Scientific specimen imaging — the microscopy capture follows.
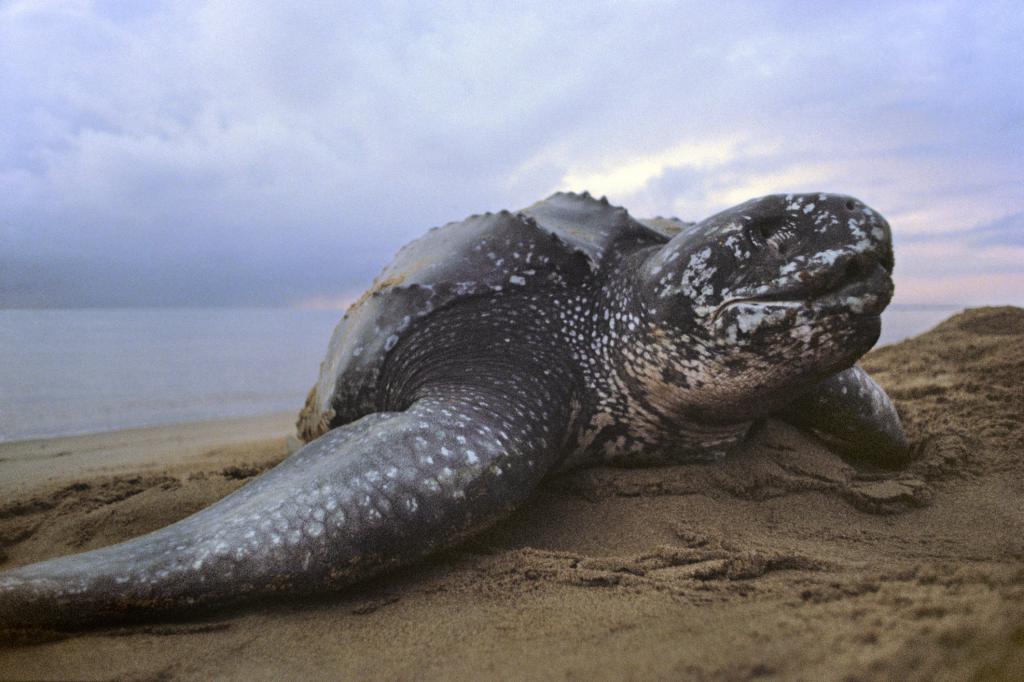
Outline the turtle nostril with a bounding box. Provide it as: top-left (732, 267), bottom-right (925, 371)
top-left (844, 200), bottom-right (857, 211)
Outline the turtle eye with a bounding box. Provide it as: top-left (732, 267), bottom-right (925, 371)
top-left (749, 216), bottom-right (786, 246)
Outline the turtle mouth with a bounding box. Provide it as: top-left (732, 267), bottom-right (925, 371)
top-left (709, 252), bottom-right (893, 329)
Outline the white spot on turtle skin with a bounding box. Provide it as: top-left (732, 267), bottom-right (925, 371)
top-left (384, 335), bottom-right (399, 351)
top-left (845, 296), bottom-right (868, 314)
top-left (780, 261), bottom-right (801, 275)
top-left (465, 450), bottom-right (479, 464)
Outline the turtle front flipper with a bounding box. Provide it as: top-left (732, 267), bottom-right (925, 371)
top-left (774, 364), bottom-right (910, 467)
top-left (0, 363), bottom-right (576, 632)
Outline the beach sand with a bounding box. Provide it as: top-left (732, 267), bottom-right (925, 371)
top-left (1, 307), bottom-right (1021, 680)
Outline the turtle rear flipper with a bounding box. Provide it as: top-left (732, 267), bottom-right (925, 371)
top-left (0, 358), bottom-right (577, 631)
top-left (775, 365), bottom-right (910, 467)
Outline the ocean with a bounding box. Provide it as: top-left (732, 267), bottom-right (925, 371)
top-left (0, 304), bottom-right (963, 443)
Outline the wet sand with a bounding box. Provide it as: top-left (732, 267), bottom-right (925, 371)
top-left (1, 307), bottom-right (1022, 680)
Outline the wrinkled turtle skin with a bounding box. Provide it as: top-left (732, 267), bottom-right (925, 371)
top-left (1, 191), bottom-right (907, 632)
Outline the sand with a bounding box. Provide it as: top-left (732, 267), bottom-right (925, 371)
top-left (0, 307), bottom-right (1021, 680)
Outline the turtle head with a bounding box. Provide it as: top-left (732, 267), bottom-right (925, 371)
top-left (637, 193), bottom-right (895, 422)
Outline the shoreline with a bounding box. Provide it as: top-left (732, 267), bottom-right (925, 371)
top-left (0, 411), bottom-right (295, 498)
top-left (0, 410), bottom-right (297, 450)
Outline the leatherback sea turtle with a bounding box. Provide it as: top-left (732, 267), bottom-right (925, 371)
top-left (0, 192), bottom-right (907, 630)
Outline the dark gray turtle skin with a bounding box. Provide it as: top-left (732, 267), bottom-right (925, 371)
top-left (0, 192), bottom-right (906, 632)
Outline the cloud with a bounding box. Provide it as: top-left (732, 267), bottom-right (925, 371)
top-left (895, 272), bottom-right (1024, 305)
top-left (561, 135), bottom-right (752, 200)
top-left (1, 1), bottom-right (1022, 306)
top-left (902, 211), bottom-right (1024, 247)
top-left (888, 210), bottom-right (1024, 304)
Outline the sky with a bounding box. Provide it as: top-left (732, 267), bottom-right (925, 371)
top-left (1, 0), bottom-right (1021, 308)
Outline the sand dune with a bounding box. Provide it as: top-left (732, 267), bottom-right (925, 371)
top-left (1, 307), bottom-right (1022, 680)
